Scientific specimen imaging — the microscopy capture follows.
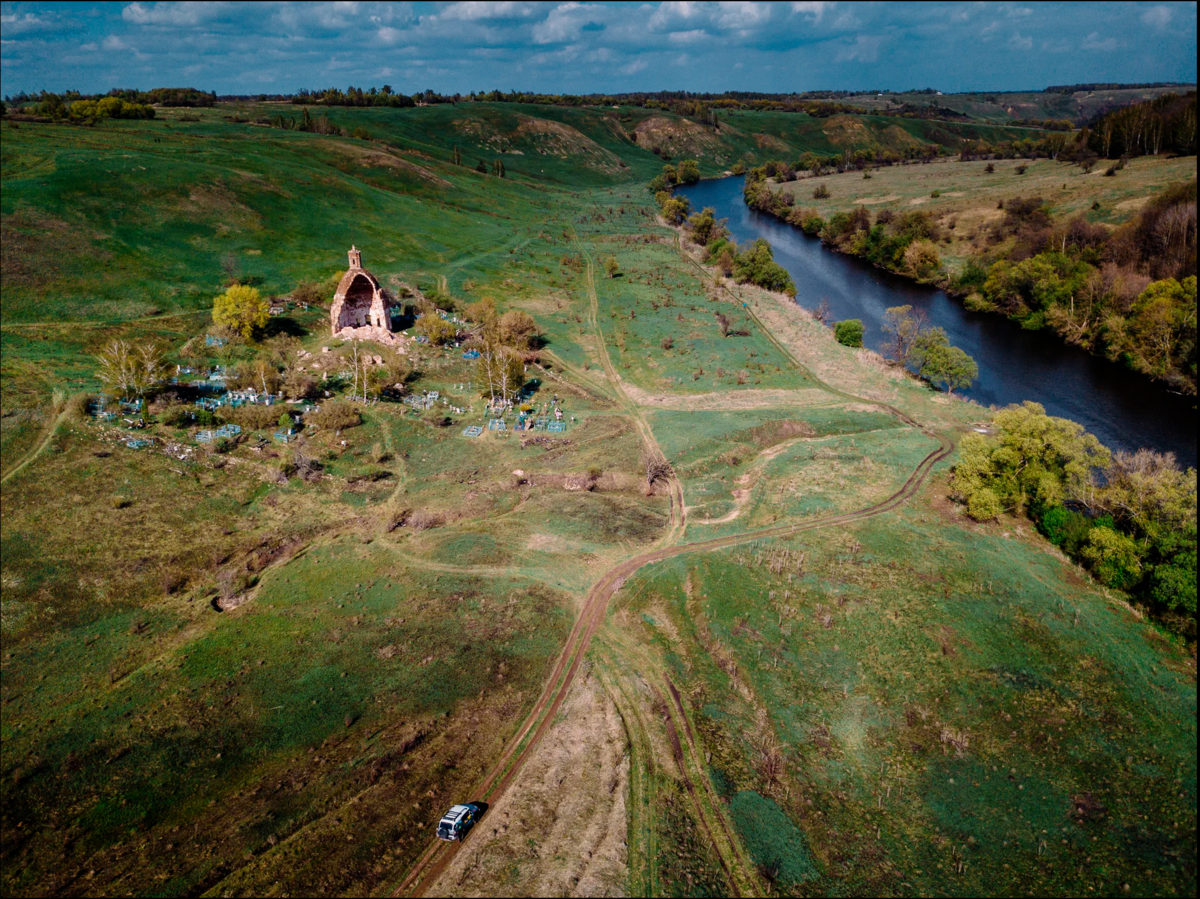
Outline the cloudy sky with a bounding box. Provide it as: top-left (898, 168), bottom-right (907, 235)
top-left (1, 1), bottom-right (1196, 97)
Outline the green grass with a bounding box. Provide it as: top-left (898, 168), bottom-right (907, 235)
top-left (2, 105), bottom-right (1193, 898)
top-left (610, 494), bottom-right (1196, 896)
top-left (773, 154), bottom-right (1199, 270)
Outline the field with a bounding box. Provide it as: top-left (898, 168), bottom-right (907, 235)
top-left (1, 105), bottom-right (1195, 898)
top-left (840, 86), bottom-right (1195, 124)
top-left (770, 154), bottom-right (1199, 270)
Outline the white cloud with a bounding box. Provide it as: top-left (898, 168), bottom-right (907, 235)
top-left (80, 41), bottom-right (100, 52)
top-left (102, 34), bottom-right (133, 51)
top-left (122, 2), bottom-right (227, 27)
top-left (668, 29), bottom-right (707, 44)
top-left (713, 1), bottom-right (772, 32)
top-left (532, 2), bottom-right (605, 44)
top-left (1008, 31), bottom-right (1032, 50)
top-left (620, 58), bottom-right (648, 75)
top-left (790, 2), bottom-right (829, 22)
top-left (836, 33), bottom-right (886, 62)
top-left (1141, 5), bottom-right (1172, 29)
top-left (1007, 6), bottom-right (1032, 17)
top-left (0, 10), bottom-right (65, 34)
top-left (1082, 31), bottom-right (1118, 51)
top-left (437, 1), bottom-right (536, 22)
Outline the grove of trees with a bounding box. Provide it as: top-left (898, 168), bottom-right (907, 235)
top-left (951, 402), bottom-right (1196, 634)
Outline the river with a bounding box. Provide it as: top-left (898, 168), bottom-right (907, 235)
top-left (677, 176), bottom-right (1196, 468)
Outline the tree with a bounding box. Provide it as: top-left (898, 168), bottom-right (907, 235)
top-left (476, 345), bottom-right (525, 404)
top-left (463, 297), bottom-right (498, 326)
top-left (732, 239), bottom-right (795, 296)
top-left (604, 256), bottom-right (620, 279)
top-left (950, 402), bottom-right (1111, 518)
top-left (881, 305), bottom-right (928, 367)
top-left (96, 339), bottom-right (168, 398)
top-left (220, 251), bottom-right (242, 286)
top-left (415, 313), bottom-right (457, 345)
top-left (902, 239), bottom-right (941, 280)
top-left (715, 312), bottom-right (731, 337)
top-left (676, 159), bottom-right (700, 184)
top-left (919, 343), bottom-right (977, 394)
top-left (834, 319), bottom-right (865, 347)
top-left (1081, 526), bottom-right (1143, 590)
top-left (659, 196), bottom-right (691, 225)
top-left (212, 285), bottom-right (269, 339)
top-left (687, 207), bottom-right (725, 246)
top-left (498, 309), bottom-right (539, 349)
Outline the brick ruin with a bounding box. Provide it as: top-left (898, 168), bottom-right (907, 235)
top-left (330, 246), bottom-right (406, 348)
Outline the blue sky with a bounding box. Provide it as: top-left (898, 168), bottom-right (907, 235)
top-left (2, 1), bottom-right (1196, 97)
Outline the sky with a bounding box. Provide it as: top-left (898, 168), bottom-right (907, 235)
top-left (1, 1), bottom-right (1196, 98)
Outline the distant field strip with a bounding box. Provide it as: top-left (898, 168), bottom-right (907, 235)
top-left (620, 382), bottom-right (833, 410)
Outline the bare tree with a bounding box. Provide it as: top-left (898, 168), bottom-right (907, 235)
top-left (813, 298), bottom-right (832, 325)
top-left (643, 452), bottom-right (673, 488)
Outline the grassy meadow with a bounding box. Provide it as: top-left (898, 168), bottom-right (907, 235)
top-left (1, 104), bottom-right (1195, 897)
top-left (771, 154), bottom-right (1200, 270)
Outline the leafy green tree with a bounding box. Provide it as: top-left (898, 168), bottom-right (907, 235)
top-left (732, 239), bottom-right (795, 296)
top-left (659, 196), bottom-right (691, 225)
top-left (834, 319), bottom-right (865, 347)
top-left (604, 256), bottom-right (620, 279)
top-left (950, 402), bottom-right (1111, 519)
top-left (687, 207), bottom-right (724, 246)
top-left (919, 343), bottom-right (977, 395)
top-left (677, 159), bottom-right (700, 184)
top-left (1081, 526), bottom-right (1144, 590)
top-left (212, 285), bottom-right (269, 339)
top-left (415, 313), bottom-right (457, 345)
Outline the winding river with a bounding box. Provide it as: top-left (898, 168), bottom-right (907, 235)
top-left (677, 176), bottom-right (1197, 468)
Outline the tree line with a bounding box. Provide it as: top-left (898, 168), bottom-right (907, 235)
top-left (952, 401), bottom-right (1196, 636)
top-left (744, 157), bottom-right (1197, 393)
top-left (1083, 92), bottom-right (1197, 159)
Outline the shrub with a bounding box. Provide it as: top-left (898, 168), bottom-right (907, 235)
top-left (498, 310), bottom-right (539, 349)
top-left (212, 285), bottom-right (268, 339)
top-left (812, 184), bottom-right (830, 199)
top-left (1015, 164), bottom-right (1028, 175)
top-left (223, 403), bottom-right (284, 431)
top-left (967, 486), bottom-right (1002, 521)
top-left (415, 313), bottom-right (457, 346)
top-left (834, 319), bottom-right (865, 347)
top-left (306, 400), bottom-right (361, 431)
top-left (661, 336), bottom-right (674, 350)
top-left (1081, 526), bottom-right (1143, 590)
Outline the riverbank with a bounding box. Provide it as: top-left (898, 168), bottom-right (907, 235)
top-left (746, 156), bottom-right (1198, 395)
top-left (677, 174), bottom-right (1197, 467)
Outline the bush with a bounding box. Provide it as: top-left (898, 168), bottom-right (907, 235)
top-left (1081, 526), bottom-right (1143, 590)
top-left (223, 403), bottom-right (285, 431)
top-left (306, 400), bottom-right (361, 431)
top-left (812, 184), bottom-right (830, 199)
top-left (967, 486), bottom-right (1003, 521)
top-left (415, 313), bottom-right (457, 346)
top-left (834, 319), bottom-right (865, 347)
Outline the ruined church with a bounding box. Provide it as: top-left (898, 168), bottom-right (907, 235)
top-left (330, 246), bottom-right (405, 346)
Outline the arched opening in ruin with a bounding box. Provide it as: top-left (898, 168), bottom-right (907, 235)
top-left (337, 273), bottom-right (376, 329)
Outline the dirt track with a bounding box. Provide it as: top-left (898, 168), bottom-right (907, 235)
top-left (392, 230), bottom-right (956, 898)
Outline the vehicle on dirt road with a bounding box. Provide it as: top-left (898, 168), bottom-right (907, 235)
top-left (436, 803), bottom-right (484, 842)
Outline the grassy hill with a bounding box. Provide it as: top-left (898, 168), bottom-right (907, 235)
top-left (842, 85), bottom-right (1196, 124)
top-left (1, 108), bottom-right (1194, 898)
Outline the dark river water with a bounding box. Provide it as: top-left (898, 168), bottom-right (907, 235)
top-left (678, 176), bottom-right (1196, 468)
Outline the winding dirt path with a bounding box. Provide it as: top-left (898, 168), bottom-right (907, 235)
top-left (392, 223), bottom-right (957, 897)
top-left (392, 427), bottom-right (951, 896)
